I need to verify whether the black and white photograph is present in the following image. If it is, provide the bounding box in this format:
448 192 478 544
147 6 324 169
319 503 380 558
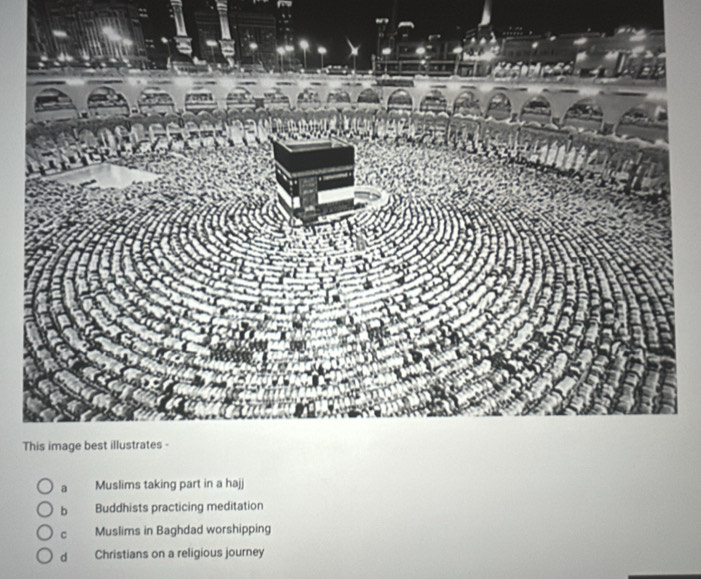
22 0 675 421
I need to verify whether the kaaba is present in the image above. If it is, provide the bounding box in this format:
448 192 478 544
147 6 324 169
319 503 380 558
272 138 355 223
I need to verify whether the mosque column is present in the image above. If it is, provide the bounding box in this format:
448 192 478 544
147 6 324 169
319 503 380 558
215 0 235 64
169 0 192 57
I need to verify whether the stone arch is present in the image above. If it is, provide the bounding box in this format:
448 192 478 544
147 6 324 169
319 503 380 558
386 109 410 136
229 118 245 144
453 91 481 116
563 98 603 133
420 90 447 113
130 123 146 143
113 125 130 150
166 121 183 140
184 119 200 138
87 86 129 118
615 103 668 143
55 131 76 148
185 89 217 113
78 128 98 148
357 88 381 108
327 89 352 109
27 134 61 172
486 93 511 121
243 119 259 144
387 89 413 113
196 110 214 123
97 126 117 151
34 88 78 121
520 96 552 125
226 88 255 111
296 88 321 110
137 88 175 115
149 120 168 142
263 89 291 109
33 134 57 152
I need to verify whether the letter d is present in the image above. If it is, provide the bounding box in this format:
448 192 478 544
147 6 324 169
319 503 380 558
60 552 68 563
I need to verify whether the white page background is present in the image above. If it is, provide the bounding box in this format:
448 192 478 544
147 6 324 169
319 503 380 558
1 1 699 577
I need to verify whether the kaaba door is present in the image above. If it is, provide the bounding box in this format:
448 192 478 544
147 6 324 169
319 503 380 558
300 177 318 213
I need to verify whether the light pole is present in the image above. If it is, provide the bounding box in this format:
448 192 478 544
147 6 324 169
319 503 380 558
416 46 426 73
277 46 285 72
452 46 463 76
530 41 538 77
299 39 309 70
285 44 293 71
318 46 326 69
382 46 391 75
249 41 258 66
161 37 171 70
350 44 359 74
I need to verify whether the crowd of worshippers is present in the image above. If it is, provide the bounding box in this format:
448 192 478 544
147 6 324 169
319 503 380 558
23 134 676 421
26 109 669 200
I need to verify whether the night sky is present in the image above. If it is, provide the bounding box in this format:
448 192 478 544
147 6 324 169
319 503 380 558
290 0 665 68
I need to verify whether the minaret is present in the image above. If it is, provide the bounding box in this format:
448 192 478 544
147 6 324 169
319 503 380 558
215 0 235 64
475 0 496 75
477 0 495 42
390 0 399 30
479 0 492 27
388 0 400 53
169 0 192 57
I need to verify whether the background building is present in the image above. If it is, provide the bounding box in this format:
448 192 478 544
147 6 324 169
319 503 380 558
231 0 279 71
28 0 156 69
27 0 295 71
372 0 664 80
